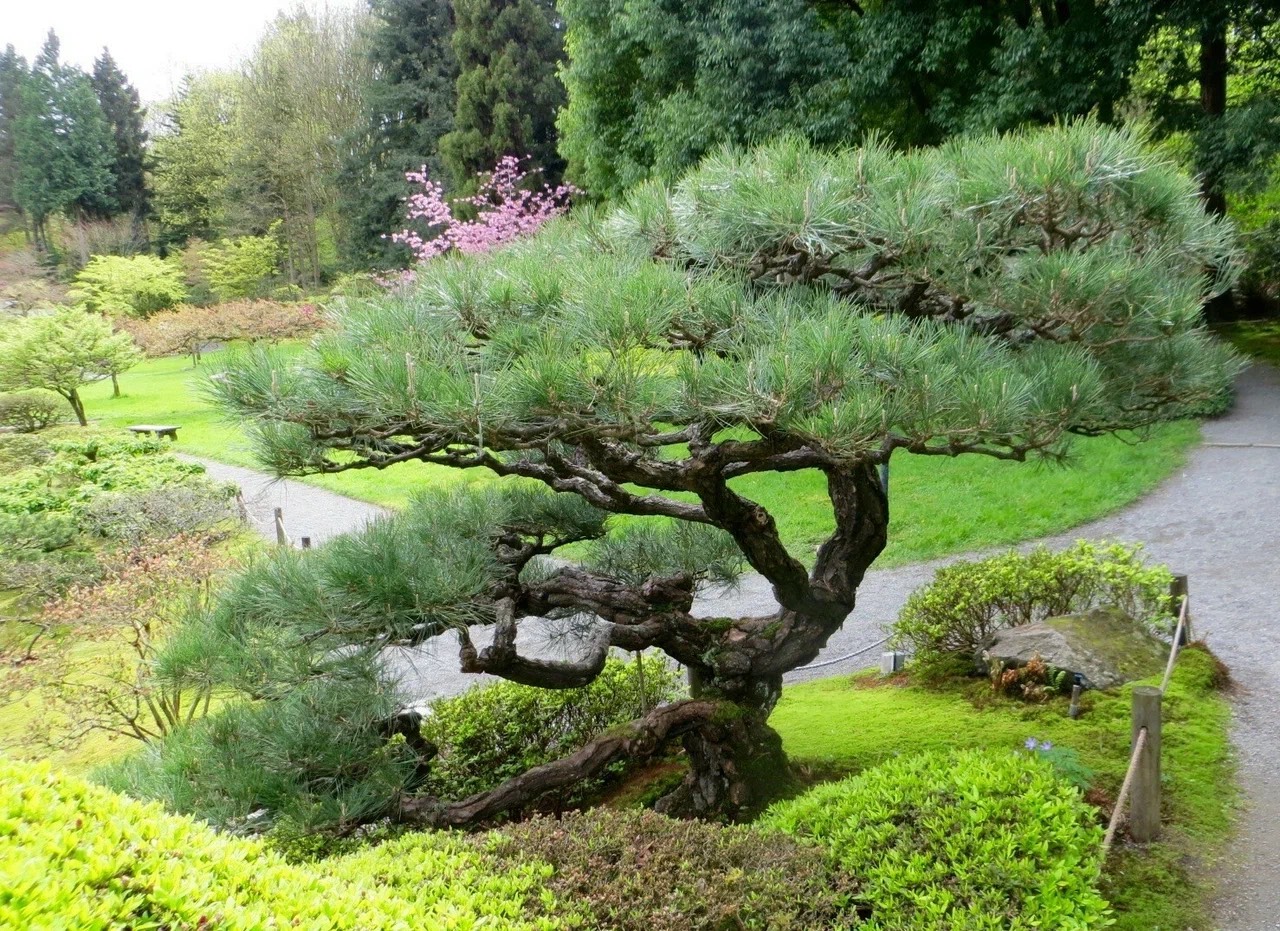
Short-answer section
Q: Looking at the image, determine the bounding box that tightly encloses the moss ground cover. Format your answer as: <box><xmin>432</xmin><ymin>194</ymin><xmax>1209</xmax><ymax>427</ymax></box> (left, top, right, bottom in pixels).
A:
<box><xmin>1218</xmin><ymin>319</ymin><xmax>1280</xmax><ymax>366</ymax></box>
<box><xmin>772</xmin><ymin>646</ymin><xmax>1235</xmax><ymax>931</ymax></box>
<box><xmin>80</xmin><ymin>345</ymin><xmax>1201</xmax><ymax>565</ymax></box>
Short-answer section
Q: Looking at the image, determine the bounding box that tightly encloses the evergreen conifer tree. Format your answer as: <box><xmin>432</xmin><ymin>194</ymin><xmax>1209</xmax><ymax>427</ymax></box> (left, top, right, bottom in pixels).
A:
<box><xmin>12</xmin><ymin>32</ymin><xmax>115</xmax><ymax>247</ymax></box>
<box><xmin>0</xmin><ymin>45</ymin><xmax>28</xmax><ymax>216</ymax></box>
<box><xmin>439</xmin><ymin>0</ymin><xmax>564</xmax><ymax>189</ymax></box>
<box><xmin>340</xmin><ymin>0</ymin><xmax>458</xmax><ymax>268</ymax></box>
<box><xmin>149</xmin><ymin>124</ymin><xmax>1241</xmax><ymax>830</ymax></box>
<box><xmin>91</xmin><ymin>48</ymin><xmax>149</xmax><ymax>226</ymax></box>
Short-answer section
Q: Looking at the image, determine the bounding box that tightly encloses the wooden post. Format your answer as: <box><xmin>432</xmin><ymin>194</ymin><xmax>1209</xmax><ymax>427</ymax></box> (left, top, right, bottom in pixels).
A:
<box><xmin>1069</xmin><ymin>683</ymin><xmax>1083</xmax><ymax>719</ymax></box>
<box><xmin>300</xmin><ymin>536</ymin><xmax>312</xmax><ymax>550</ymax></box>
<box><xmin>273</xmin><ymin>507</ymin><xmax>287</xmax><ymax>546</ymax></box>
<box><xmin>1170</xmin><ymin>575</ymin><xmax>1190</xmax><ymax>644</ymax></box>
<box><xmin>1130</xmin><ymin>686</ymin><xmax>1162</xmax><ymax>843</ymax></box>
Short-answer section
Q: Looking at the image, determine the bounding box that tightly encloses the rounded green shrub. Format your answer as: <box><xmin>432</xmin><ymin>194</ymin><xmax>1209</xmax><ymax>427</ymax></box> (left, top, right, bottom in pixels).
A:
<box><xmin>762</xmin><ymin>748</ymin><xmax>1110</xmax><ymax>930</ymax></box>
<box><xmin>892</xmin><ymin>540</ymin><xmax>1175</xmax><ymax>664</ymax></box>
<box><xmin>0</xmin><ymin>389</ymin><xmax>65</xmax><ymax>433</ymax></box>
<box><xmin>69</xmin><ymin>254</ymin><xmax>187</xmax><ymax>317</ymax></box>
<box><xmin>0</xmin><ymin>758</ymin><xmax>561</xmax><ymax>930</ymax></box>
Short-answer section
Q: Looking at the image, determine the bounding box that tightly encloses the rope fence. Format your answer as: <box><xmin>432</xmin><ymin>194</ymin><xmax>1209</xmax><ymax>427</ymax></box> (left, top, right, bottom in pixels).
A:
<box><xmin>1101</xmin><ymin>580</ymin><xmax>1189</xmax><ymax>859</ymax></box>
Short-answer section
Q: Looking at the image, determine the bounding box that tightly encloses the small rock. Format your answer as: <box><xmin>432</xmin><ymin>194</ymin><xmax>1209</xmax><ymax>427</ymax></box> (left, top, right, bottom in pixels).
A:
<box><xmin>982</xmin><ymin>606</ymin><xmax>1169</xmax><ymax>689</ymax></box>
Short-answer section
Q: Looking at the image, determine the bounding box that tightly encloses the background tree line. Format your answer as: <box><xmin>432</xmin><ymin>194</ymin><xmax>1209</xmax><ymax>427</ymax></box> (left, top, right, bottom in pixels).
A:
<box><xmin>2</xmin><ymin>0</ymin><xmax>1279</xmax><ymax>310</ymax></box>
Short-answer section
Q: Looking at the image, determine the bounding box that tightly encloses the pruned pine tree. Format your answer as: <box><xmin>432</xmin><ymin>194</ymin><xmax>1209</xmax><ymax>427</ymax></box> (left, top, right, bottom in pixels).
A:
<box><xmin>190</xmin><ymin>123</ymin><xmax>1239</xmax><ymax>828</ymax></box>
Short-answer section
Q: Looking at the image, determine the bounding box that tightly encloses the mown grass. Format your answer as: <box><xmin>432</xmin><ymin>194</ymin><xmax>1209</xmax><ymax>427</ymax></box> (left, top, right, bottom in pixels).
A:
<box><xmin>82</xmin><ymin>346</ymin><xmax>1200</xmax><ymax>565</ymax></box>
<box><xmin>772</xmin><ymin>646</ymin><xmax>1236</xmax><ymax>931</ymax></box>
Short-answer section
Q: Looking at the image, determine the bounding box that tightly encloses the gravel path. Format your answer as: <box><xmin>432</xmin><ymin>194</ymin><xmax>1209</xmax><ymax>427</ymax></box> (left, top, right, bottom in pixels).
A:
<box><xmin>196</xmin><ymin>366</ymin><xmax>1280</xmax><ymax>928</ymax></box>
<box><xmin>182</xmin><ymin>456</ymin><xmax>390</xmax><ymax>545</ymax></box>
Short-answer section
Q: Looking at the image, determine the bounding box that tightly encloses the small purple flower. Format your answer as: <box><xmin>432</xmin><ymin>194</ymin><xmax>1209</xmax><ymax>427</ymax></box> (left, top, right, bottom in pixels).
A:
<box><xmin>1024</xmin><ymin>737</ymin><xmax>1038</xmax><ymax>750</ymax></box>
<box><xmin>1039</xmin><ymin>740</ymin><xmax>1054</xmax><ymax>752</ymax></box>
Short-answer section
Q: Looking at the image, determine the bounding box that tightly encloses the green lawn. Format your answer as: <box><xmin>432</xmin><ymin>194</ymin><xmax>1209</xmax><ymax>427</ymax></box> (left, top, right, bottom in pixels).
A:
<box><xmin>83</xmin><ymin>347</ymin><xmax>1201</xmax><ymax>565</ymax></box>
<box><xmin>773</xmin><ymin>647</ymin><xmax>1235</xmax><ymax>931</ymax></box>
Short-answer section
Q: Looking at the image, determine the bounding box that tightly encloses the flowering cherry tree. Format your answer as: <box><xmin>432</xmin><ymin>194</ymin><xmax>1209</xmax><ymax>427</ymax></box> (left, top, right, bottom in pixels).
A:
<box><xmin>391</xmin><ymin>156</ymin><xmax>575</xmax><ymax>263</ymax></box>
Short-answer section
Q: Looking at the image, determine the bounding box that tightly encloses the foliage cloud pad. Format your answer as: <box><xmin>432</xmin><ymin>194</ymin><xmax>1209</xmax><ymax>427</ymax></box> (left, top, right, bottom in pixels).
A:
<box><xmin>170</xmin><ymin>122</ymin><xmax>1238</xmax><ymax>827</ymax></box>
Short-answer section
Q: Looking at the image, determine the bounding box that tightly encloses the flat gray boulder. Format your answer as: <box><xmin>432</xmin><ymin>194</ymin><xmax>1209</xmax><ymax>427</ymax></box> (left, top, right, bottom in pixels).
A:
<box><xmin>982</xmin><ymin>606</ymin><xmax>1168</xmax><ymax>690</ymax></box>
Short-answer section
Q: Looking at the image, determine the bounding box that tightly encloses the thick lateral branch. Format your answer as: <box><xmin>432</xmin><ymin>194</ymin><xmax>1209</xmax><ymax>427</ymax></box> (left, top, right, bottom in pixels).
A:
<box><xmin>397</xmin><ymin>699</ymin><xmax>718</xmax><ymax>827</ymax></box>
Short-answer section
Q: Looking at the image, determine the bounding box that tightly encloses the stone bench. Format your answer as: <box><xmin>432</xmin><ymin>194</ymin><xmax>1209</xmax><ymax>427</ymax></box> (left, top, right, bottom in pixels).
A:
<box><xmin>128</xmin><ymin>424</ymin><xmax>180</xmax><ymax>441</ymax></box>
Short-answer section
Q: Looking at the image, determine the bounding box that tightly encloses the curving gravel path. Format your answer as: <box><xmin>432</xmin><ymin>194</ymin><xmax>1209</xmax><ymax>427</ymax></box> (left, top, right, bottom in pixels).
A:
<box><xmin>196</xmin><ymin>365</ymin><xmax>1280</xmax><ymax>929</ymax></box>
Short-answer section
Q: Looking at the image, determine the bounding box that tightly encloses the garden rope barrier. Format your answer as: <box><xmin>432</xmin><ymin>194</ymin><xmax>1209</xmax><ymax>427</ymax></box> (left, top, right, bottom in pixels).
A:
<box><xmin>795</xmin><ymin>635</ymin><xmax>892</xmax><ymax>671</ymax></box>
<box><xmin>1102</xmin><ymin>590</ymin><xmax>1189</xmax><ymax>859</ymax></box>
<box><xmin>1102</xmin><ymin>725</ymin><xmax>1149</xmax><ymax>857</ymax></box>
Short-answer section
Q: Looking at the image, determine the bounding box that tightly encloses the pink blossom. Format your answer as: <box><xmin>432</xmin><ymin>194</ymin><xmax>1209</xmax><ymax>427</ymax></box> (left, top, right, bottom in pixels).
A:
<box><xmin>390</xmin><ymin>156</ymin><xmax>576</xmax><ymax>269</ymax></box>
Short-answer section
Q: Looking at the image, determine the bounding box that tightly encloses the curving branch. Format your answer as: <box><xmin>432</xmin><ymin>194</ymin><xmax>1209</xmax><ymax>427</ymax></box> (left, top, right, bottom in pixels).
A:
<box><xmin>397</xmin><ymin>699</ymin><xmax>718</xmax><ymax>827</ymax></box>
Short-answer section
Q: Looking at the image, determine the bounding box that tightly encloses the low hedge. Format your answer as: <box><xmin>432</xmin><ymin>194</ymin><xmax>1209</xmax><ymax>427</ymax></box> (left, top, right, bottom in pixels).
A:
<box><xmin>1</xmin><ymin>758</ymin><xmax>561</xmax><ymax>930</ymax></box>
<box><xmin>762</xmin><ymin>748</ymin><xmax>1110</xmax><ymax>930</ymax></box>
<box><xmin>0</xmin><ymin>389</ymin><xmax>65</xmax><ymax>433</ymax></box>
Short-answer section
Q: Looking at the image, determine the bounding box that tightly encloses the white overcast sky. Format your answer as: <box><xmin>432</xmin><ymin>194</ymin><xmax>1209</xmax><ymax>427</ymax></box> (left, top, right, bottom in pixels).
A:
<box><xmin>3</xmin><ymin>0</ymin><xmax>363</xmax><ymax>104</ymax></box>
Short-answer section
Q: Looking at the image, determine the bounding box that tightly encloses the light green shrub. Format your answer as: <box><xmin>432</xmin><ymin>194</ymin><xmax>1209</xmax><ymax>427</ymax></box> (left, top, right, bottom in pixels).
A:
<box><xmin>0</xmin><ymin>759</ymin><xmax>561</xmax><ymax>930</ymax></box>
<box><xmin>69</xmin><ymin>254</ymin><xmax>188</xmax><ymax>317</ymax></box>
<box><xmin>892</xmin><ymin>540</ymin><xmax>1175</xmax><ymax>663</ymax></box>
<box><xmin>762</xmin><ymin>748</ymin><xmax>1110</xmax><ymax>930</ymax></box>
<box><xmin>203</xmin><ymin>227</ymin><xmax>283</xmax><ymax>300</ymax></box>
<box><xmin>422</xmin><ymin>655</ymin><xmax>683</xmax><ymax>801</ymax></box>
<box><xmin>0</xmin><ymin>389</ymin><xmax>65</xmax><ymax>433</ymax></box>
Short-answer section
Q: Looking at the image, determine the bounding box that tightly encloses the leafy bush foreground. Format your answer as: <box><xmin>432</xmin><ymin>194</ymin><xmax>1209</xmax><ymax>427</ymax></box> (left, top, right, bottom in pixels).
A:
<box><xmin>763</xmin><ymin>749</ymin><xmax>1110</xmax><ymax>931</ymax></box>
<box><xmin>2</xmin><ymin>747</ymin><xmax>1111</xmax><ymax>930</ymax></box>
<box><xmin>0</xmin><ymin>759</ymin><xmax>558</xmax><ymax>931</ymax></box>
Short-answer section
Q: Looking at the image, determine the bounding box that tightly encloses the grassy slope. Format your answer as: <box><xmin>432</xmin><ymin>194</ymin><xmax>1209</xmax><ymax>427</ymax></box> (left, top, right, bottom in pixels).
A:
<box><xmin>83</xmin><ymin>347</ymin><xmax>1200</xmax><ymax>566</ymax></box>
<box><xmin>772</xmin><ymin>647</ymin><xmax>1235</xmax><ymax>931</ymax></box>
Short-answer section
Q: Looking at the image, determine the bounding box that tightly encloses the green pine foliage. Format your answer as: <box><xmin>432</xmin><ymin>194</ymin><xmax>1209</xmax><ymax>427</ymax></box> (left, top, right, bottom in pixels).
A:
<box><xmin>761</xmin><ymin>749</ymin><xmax>1110</xmax><ymax>930</ymax></box>
<box><xmin>161</xmin><ymin>123</ymin><xmax>1240</xmax><ymax>830</ymax></box>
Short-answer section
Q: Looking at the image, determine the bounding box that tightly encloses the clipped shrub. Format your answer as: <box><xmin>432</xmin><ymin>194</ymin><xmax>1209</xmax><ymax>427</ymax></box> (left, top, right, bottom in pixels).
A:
<box><xmin>0</xmin><ymin>431</ymin><xmax>208</xmax><ymax>519</ymax></box>
<box><xmin>69</xmin><ymin>253</ymin><xmax>188</xmax><ymax>317</ymax></box>
<box><xmin>1</xmin><ymin>759</ymin><xmax>561</xmax><ymax>930</ymax></box>
<box><xmin>422</xmin><ymin>655</ymin><xmax>683</xmax><ymax>801</ymax></box>
<box><xmin>762</xmin><ymin>748</ymin><xmax>1110</xmax><ymax>930</ymax></box>
<box><xmin>83</xmin><ymin>483</ymin><xmax>237</xmax><ymax>544</ymax></box>
<box><xmin>0</xmin><ymin>433</ymin><xmax>54</xmax><ymax>475</ymax></box>
<box><xmin>0</xmin><ymin>389</ymin><xmax>65</xmax><ymax>433</ymax></box>
<box><xmin>484</xmin><ymin>808</ymin><xmax>855</xmax><ymax>931</ymax></box>
<box><xmin>892</xmin><ymin>540</ymin><xmax>1175</xmax><ymax>663</ymax></box>
<box><xmin>0</xmin><ymin>511</ymin><xmax>78</xmax><ymax>554</ymax></box>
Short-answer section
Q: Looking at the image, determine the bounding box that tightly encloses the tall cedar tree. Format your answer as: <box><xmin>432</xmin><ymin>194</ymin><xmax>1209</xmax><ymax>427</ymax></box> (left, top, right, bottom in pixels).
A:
<box><xmin>90</xmin><ymin>49</ymin><xmax>150</xmax><ymax>225</ymax></box>
<box><xmin>12</xmin><ymin>32</ymin><xmax>115</xmax><ymax>247</ymax></box>
<box><xmin>340</xmin><ymin>0</ymin><xmax>458</xmax><ymax>269</ymax></box>
<box><xmin>439</xmin><ymin>0</ymin><xmax>565</xmax><ymax>189</ymax></box>
<box><xmin>153</xmin><ymin>124</ymin><xmax>1240</xmax><ymax>830</ymax></box>
<box><xmin>0</xmin><ymin>46</ymin><xmax>27</xmax><ymax>215</ymax></box>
